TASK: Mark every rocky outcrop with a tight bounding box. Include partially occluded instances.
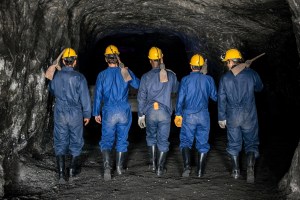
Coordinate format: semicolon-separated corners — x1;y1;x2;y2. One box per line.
279;141;300;199
278;1;300;199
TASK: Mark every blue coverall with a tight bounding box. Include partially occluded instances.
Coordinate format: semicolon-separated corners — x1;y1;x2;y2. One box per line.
176;72;217;153
93;67;140;152
137;68;179;152
218;67;263;158
49;66;91;157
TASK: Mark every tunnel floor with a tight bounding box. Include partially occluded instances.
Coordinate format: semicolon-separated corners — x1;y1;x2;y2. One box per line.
6;112;293;200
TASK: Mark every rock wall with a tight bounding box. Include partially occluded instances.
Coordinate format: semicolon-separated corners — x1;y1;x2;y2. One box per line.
0;0;73;196
278;1;300;198
279;140;300;199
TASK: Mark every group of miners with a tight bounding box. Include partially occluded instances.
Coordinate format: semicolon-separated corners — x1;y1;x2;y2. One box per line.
46;44;263;185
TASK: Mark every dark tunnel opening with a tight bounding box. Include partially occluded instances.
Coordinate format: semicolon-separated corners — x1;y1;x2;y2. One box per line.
79;32;192;152
77;32;300;183
79;32;190;85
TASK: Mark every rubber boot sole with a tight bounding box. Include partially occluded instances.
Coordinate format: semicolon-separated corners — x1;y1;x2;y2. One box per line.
104;169;111;181
231;170;240;179
247;167;255;183
68;175;80;183
156;168;167;176
58;178;66;185
198;174;204;178
148;165;156;173
116;167;126;175
182;169;191;177
197;171;204;178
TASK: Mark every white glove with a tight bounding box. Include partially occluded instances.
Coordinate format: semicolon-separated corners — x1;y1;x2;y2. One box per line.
218;120;226;129
138;115;146;129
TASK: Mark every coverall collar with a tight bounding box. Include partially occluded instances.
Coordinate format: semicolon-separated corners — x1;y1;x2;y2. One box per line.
62;66;74;71
151;67;160;71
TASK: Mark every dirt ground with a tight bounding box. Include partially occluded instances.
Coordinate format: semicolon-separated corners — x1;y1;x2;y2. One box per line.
5;113;294;200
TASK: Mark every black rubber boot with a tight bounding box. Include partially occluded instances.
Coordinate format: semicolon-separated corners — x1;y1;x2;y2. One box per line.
102;150;112;181
230;155;240;179
116;152;127;175
246;152;255;183
148;145;157;172
69;156;81;179
197;152;207;178
56;155;66;184
181;147;191;177
156;151;167;176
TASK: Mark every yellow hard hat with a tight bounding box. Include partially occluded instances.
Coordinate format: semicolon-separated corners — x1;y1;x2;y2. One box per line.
148;47;163;60
62;48;77;58
190;54;204;67
104;45;120;55
222;48;242;61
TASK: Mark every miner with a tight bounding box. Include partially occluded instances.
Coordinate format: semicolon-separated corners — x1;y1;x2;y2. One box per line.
137;46;179;176
48;48;91;184
174;54;217;178
218;48;263;183
92;45;140;180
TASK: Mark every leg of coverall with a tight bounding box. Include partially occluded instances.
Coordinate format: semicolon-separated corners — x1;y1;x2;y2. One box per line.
68;110;84;178
100;109;117;180
180;120;195;177
195;113;210;178
115;110;131;175
146;111;158;172
226;126;242;179
156;109;171;176
242;118;259;183
54;108;69;184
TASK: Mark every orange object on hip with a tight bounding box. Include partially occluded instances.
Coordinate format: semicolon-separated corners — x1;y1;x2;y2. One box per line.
153;102;159;110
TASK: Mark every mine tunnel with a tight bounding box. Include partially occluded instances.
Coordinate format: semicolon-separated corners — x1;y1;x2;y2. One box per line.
80;33;190;84
1;0;300;199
